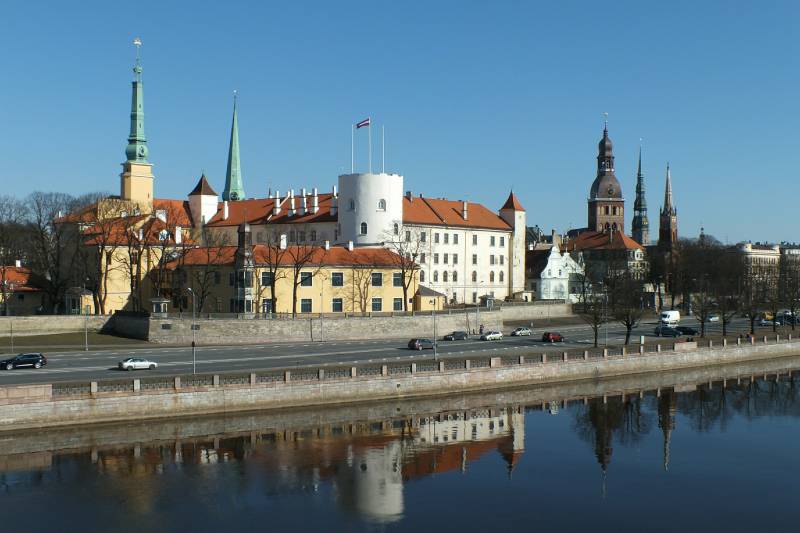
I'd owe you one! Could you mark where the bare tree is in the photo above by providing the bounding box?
[349,264,377,315]
[188,230,231,313]
[81,199,128,314]
[0,196,28,315]
[381,223,423,312]
[285,233,324,316]
[607,266,645,345]
[255,232,288,316]
[779,258,800,331]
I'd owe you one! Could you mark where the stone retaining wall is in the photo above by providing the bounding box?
[0,316,110,338]
[0,337,797,431]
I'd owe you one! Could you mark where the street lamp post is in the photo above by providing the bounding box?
[187,288,196,374]
[430,298,438,360]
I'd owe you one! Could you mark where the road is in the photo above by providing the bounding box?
[0,317,784,385]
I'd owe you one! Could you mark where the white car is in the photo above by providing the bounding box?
[510,327,532,336]
[118,357,158,371]
[707,314,720,322]
[481,331,503,341]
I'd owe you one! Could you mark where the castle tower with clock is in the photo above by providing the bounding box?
[587,124,624,233]
[119,39,155,214]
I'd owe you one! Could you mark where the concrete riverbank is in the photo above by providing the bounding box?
[0,335,797,431]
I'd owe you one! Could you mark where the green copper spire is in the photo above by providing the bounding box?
[125,38,148,163]
[223,92,246,201]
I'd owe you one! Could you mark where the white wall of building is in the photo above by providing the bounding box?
[534,245,585,303]
[338,173,404,246]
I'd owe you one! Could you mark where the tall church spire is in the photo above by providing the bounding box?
[125,38,148,163]
[659,163,678,250]
[631,145,650,246]
[223,92,246,201]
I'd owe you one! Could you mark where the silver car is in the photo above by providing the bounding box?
[118,357,158,371]
[511,327,532,336]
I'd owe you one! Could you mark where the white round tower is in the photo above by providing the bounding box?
[337,172,404,246]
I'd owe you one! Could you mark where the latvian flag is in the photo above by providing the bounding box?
[356,117,371,129]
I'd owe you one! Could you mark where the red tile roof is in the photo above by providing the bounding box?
[0,266,42,292]
[402,197,511,230]
[564,230,643,252]
[501,191,525,212]
[188,175,218,197]
[205,194,337,227]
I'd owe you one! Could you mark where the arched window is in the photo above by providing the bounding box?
[433,271,439,282]
[612,207,618,215]
[420,270,425,282]
[453,271,458,282]
[490,271,495,283]
[443,271,448,282]
[393,223,399,235]
[472,271,477,282]
[349,199,355,211]
[604,223,610,232]
[360,222,368,235]
[499,271,504,283]
[378,199,387,211]
[604,206,610,215]
[611,222,617,231]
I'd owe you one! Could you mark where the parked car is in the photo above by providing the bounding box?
[676,326,698,336]
[510,327,532,337]
[759,318,775,327]
[654,325,681,337]
[480,331,503,341]
[443,331,468,341]
[118,357,158,371]
[408,338,435,350]
[707,314,720,322]
[0,353,47,370]
[541,332,564,343]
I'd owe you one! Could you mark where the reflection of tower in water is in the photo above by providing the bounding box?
[658,392,677,471]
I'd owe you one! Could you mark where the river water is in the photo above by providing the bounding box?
[2,358,800,532]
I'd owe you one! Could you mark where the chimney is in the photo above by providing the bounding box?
[462,201,468,220]
[272,193,281,216]
[14,259,21,268]
[419,193,424,198]
[406,190,413,203]
[279,234,288,250]
[324,240,330,250]
[289,195,296,216]
[312,188,319,214]
[300,196,308,216]
[175,225,182,245]
[331,197,338,216]
[138,228,144,241]
[301,187,307,197]
[333,185,338,197]
[348,240,354,251]
[223,201,229,221]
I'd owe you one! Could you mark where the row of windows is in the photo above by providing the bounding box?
[413,232,506,247]
[230,271,404,287]
[419,270,504,283]
[347,199,388,211]
[417,252,504,266]
[300,297,403,313]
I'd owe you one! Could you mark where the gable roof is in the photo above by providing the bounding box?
[564,230,643,252]
[205,194,337,227]
[402,197,511,231]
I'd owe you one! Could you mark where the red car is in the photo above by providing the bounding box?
[541,332,564,343]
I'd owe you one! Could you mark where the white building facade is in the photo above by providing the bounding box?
[526,244,585,303]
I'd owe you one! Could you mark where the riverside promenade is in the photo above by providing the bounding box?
[0,333,797,432]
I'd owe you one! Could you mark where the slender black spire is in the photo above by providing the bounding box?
[631,145,650,246]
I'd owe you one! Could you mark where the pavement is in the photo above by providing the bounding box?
[0,316,789,386]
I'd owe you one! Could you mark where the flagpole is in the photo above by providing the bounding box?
[351,124,354,173]
[368,120,372,174]
[381,125,385,174]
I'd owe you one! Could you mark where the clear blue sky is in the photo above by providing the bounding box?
[2,0,798,244]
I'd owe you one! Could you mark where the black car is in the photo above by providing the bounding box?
[443,331,468,341]
[676,326,698,336]
[408,338,434,350]
[654,325,681,337]
[1,353,47,370]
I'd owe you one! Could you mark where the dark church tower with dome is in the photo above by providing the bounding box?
[587,124,625,233]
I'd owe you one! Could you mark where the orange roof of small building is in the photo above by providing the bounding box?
[169,245,405,269]
[188,174,218,197]
[82,215,193,247]
[0,266,42,292]
[56,198,193,227]
[501,191,525,212]
[205,194,337,227]
[564,230,643,252]
[402,196,511,230]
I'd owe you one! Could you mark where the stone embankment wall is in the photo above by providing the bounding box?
[109,303,573,343]
[0,316,111,337]
[0,336,797,431]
